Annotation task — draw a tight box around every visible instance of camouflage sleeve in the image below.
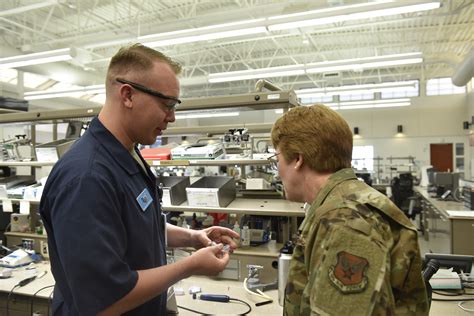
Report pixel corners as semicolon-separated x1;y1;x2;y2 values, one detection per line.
304;209;390;316
389;228;429;314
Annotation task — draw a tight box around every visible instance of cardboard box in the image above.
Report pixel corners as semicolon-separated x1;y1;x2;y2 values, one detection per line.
186;176;236;207
246;178;271;190
10;213;30;232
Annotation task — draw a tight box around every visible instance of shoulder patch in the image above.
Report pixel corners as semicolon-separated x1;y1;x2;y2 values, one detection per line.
329;251;369;293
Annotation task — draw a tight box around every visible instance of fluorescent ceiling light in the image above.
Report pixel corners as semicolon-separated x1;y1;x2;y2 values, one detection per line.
144;27;267;47
305;53;423;74
209;65;305;83
268;1;441;31
141;19;267;47
338;102;410;110
0;0;58;17
276;98;411;112
325;98;411;106
3;1;440;70
318;98;412;110
175;112;240;120
24;84;105;100
0;48;73;69
209;54;422;83
297;80;418;97
297;81;418;94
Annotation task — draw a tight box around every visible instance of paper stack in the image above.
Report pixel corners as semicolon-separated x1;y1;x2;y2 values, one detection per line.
429;268;462;290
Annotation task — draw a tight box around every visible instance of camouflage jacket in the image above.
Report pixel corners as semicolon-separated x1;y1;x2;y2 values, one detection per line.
284;168;429;316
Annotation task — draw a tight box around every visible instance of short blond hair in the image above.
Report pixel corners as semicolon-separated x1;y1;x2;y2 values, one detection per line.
271;105;353;173
105;43;181;88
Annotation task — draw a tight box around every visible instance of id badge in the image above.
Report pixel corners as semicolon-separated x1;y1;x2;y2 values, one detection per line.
136;188;153;211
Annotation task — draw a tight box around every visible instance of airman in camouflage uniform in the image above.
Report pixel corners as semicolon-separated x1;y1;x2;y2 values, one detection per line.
271;105;429;315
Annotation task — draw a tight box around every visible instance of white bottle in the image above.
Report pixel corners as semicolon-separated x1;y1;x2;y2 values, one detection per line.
233;222;241;246
241;225;250;247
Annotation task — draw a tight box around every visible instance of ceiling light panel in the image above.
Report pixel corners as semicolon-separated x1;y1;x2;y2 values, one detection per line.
268;1;441;31
24;85;105;100
208;65;305;83
0;48;73;69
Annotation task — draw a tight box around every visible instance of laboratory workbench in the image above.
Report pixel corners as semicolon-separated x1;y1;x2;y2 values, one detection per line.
0;261;471;315
414;186;474;255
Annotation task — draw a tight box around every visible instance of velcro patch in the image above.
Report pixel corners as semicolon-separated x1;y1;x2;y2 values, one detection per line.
329;251;369;293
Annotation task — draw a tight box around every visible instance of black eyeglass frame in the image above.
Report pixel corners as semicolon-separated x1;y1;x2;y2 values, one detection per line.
267;152;280;170
116;78;181;111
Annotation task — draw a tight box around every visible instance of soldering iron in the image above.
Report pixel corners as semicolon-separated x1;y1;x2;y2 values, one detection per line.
199;294;230;302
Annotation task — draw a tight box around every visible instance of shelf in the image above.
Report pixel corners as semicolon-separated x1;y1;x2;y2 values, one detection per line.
233;240;282;258
4;232;47;239
0;197;40;204
175;240;283;258
0;161;55;167
149;158;270;167
163;198;304;216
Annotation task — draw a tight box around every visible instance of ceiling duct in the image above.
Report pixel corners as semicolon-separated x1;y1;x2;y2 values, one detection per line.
452;48;474;87
0;97;28;112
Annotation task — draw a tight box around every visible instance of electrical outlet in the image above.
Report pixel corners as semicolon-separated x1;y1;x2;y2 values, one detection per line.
40;240;49;259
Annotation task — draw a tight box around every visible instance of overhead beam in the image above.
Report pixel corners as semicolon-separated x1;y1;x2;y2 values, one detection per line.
0;1;58;17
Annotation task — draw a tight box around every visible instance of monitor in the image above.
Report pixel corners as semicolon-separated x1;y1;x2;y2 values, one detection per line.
424;253;474;274
434;172;453;186
433;172;460;194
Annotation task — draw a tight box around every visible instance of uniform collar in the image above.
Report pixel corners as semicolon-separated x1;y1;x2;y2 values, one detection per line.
88;117;141;175
312;168;358;208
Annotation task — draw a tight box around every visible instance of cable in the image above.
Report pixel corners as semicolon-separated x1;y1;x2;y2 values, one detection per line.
177;296;252;315
176;304;208;315
6;285;20;316
30;285;54;316
229;298;252;315
432;297;474;301
243;277;272;301
458;301;474;312
48;288;54;316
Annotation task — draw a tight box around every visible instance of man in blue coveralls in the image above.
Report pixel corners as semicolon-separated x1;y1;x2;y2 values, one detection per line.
40;43;240;315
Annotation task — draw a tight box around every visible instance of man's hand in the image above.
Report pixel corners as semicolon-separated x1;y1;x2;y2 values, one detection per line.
188;243;231;276
192;226;240;251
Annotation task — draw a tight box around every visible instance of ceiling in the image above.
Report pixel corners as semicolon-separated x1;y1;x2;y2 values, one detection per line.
0;0;472;110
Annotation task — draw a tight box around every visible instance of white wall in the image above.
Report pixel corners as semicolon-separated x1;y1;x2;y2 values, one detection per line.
347;94;469;178
466;83;474;179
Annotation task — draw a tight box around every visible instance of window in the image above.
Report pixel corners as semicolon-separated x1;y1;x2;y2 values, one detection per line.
0;68;17;83
455;143;464;175
339;92;374;101
426;77;466;96
352;145;374;171
299;95;333;105
381;80;419;98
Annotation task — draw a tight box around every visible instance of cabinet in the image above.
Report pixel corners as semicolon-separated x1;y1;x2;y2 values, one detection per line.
415;187;474;255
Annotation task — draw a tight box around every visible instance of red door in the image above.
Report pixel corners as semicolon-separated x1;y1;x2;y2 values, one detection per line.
430;144;453;172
